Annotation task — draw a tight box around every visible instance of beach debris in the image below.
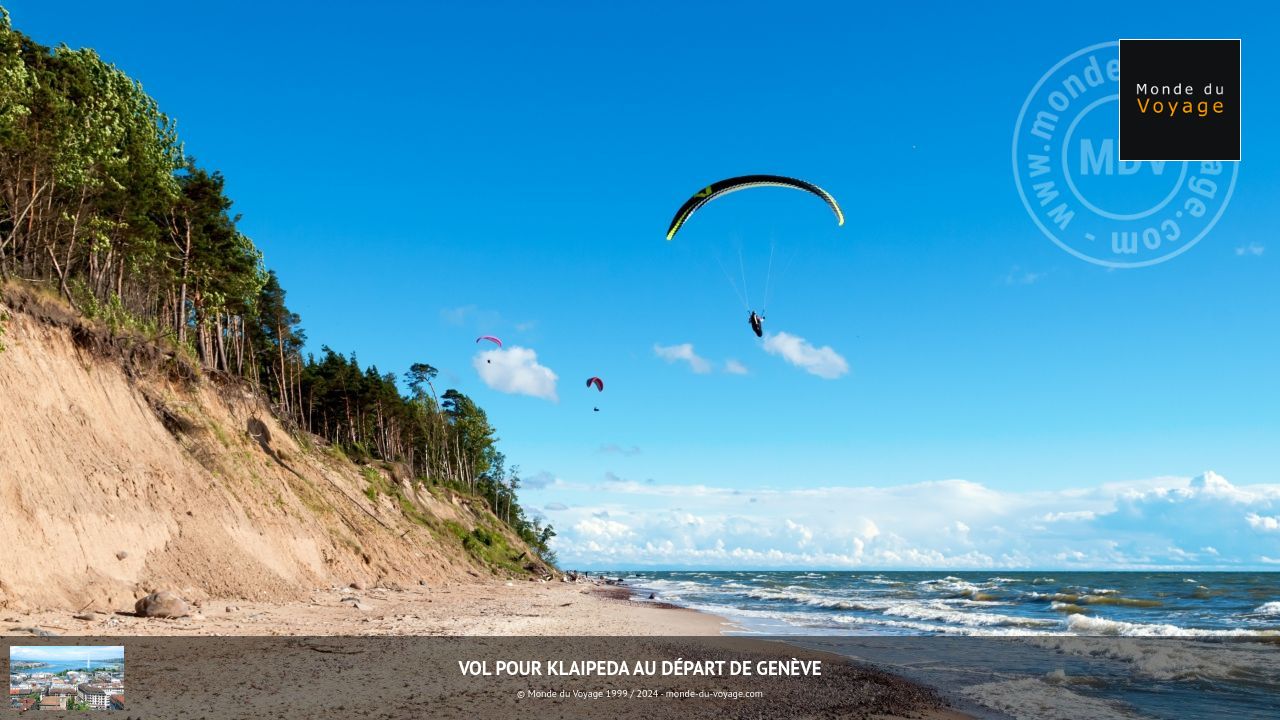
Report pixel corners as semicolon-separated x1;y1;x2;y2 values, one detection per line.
418;579;429;587
225;605;240;613
342;597;371;611
8;626;59;637
307;643;365;655
134;590;191;618
115;550;129;560
72;612;101;621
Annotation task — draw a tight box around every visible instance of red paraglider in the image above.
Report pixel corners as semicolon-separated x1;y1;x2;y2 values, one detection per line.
477;335;502;363
586;377;604;392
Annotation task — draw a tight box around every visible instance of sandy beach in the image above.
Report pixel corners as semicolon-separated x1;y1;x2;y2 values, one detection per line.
4;579;726;637
5;580;972;719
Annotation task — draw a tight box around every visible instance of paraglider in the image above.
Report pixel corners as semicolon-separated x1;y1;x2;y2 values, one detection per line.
665;175;844;241
587;377;604;412
476;335;501;363
665;175;843;337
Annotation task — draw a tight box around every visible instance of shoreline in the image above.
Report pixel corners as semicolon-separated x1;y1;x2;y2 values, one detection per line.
4;578;973;719
2;577;732;637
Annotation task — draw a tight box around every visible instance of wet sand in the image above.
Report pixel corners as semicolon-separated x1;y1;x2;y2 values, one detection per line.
4;580;972;719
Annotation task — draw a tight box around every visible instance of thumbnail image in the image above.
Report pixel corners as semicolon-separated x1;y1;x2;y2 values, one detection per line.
8;646;124;712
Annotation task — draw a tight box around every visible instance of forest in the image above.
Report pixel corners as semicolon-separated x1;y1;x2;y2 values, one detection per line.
0;8;556;563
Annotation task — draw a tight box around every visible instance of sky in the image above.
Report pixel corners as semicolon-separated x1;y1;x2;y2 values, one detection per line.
6;1;1277;569
10;646;124;663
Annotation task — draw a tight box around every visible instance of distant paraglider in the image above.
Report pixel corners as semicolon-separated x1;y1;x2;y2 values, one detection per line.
748;311;764;338
476;335;502;363
665;175;844;241
587;376;604;412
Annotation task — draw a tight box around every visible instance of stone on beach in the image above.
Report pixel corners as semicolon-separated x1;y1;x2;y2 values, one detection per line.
135;590;192;618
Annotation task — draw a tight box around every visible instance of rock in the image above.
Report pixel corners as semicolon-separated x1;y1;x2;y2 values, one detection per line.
134;590;191;618
648;593;656;600
351;580;368;591
418;579;428;587
115;551;129;560
73;612;100;621
225;605;240;613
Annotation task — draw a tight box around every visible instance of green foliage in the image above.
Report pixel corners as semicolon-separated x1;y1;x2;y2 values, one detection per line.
0;10;557;568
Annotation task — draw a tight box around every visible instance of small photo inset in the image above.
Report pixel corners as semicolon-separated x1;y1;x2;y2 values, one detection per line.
9;646;125;712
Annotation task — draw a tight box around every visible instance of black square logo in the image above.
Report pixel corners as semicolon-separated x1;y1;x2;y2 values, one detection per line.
1119;39;1240;161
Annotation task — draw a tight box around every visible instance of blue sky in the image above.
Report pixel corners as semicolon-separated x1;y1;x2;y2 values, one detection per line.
10;646;123;662
7;2;1277;568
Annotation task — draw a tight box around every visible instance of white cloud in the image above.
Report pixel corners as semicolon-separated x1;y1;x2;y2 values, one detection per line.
474;347;558;401
441;304;502;328
724;359;749;375
546;471;1280;570
574;517;633;540
524;471;558;489
1235;242;1265;257
762;332;849;379
1246;513;1279;532
10;646;124;661
653;343;711;374
1004;265;1045;285
1041;510;1097;522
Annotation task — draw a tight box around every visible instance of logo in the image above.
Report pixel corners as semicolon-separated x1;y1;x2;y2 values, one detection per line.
1119;39;1240;161
1012;42;1237;268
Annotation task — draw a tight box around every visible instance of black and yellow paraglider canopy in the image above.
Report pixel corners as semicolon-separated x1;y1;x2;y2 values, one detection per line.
665;175;844;241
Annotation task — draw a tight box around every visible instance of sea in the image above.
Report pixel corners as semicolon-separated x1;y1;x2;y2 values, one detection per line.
10;658;124;675
624;571;1280;719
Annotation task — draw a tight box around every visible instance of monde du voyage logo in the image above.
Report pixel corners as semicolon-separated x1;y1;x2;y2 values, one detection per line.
1012;41;1240;268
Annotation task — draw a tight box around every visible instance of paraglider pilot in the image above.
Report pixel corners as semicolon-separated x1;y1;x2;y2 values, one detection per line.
748;311;764;338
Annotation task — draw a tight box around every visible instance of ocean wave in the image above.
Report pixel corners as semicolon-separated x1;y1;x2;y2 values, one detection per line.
825;613;1056;637
962;678;1136;720
1253;601;1280;616
864;576;904;585
882;601;1057;629
917;576;998;600
1035;637;1280;687
1078;594;1161;608
1066;614;1278;638
739;586;880;611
